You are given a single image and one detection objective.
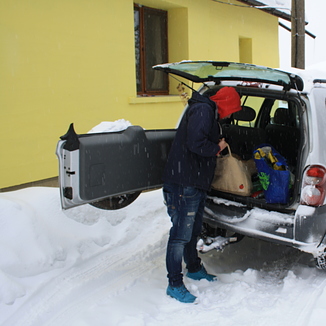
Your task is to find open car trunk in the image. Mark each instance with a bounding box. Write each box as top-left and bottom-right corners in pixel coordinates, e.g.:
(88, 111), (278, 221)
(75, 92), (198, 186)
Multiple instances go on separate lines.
(152, 61), (305, 214)
(202, 85), (304, 213)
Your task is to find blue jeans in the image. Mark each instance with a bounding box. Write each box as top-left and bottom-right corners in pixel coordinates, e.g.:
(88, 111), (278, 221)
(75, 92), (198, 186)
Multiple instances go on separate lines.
(163, 183), (207, 287)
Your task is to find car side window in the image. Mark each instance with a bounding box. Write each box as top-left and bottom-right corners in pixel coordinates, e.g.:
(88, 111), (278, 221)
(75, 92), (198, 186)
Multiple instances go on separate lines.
(269, 101), (298, 127)
(237, 96), (264, 127)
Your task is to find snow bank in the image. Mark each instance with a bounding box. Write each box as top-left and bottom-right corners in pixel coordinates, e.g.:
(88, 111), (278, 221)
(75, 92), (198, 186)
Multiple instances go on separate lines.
(0, 188), (113, 305)
(0, 188), (112, 280)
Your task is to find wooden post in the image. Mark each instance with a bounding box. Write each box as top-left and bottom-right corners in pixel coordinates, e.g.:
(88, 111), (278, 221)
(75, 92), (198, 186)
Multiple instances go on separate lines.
(291, 0), (305, 69)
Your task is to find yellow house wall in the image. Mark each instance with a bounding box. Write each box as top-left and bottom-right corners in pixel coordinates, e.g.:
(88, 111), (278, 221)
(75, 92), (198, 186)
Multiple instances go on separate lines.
(187, 0), (279, 66)
(0, 0), (280, 188)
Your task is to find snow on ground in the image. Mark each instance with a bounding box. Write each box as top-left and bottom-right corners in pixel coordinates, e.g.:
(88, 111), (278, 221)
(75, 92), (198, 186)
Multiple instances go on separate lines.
(1, 187), (326, 325)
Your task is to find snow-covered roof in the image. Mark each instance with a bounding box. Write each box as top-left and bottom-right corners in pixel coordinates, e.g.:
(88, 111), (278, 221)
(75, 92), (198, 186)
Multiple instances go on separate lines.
(238, 0), (292, 21)
(285, 61), (326, 93)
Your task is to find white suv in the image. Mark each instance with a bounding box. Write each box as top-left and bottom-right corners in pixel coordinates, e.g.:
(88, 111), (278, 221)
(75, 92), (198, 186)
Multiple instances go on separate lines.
(56, 61), (326, 269)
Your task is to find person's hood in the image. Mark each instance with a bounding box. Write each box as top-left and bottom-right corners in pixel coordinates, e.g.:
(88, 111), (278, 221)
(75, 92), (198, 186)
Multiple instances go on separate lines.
(188, 91), (215, 109)
(209, 87), (241, 119)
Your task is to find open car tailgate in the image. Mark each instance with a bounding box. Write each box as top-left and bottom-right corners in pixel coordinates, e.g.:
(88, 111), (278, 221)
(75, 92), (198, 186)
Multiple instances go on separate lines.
(56, 124), (175, 209)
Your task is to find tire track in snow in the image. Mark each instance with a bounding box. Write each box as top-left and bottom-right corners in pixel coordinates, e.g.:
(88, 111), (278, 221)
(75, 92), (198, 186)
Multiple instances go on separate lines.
(294, 272), (326, 326)
(2, 236), (167, 326)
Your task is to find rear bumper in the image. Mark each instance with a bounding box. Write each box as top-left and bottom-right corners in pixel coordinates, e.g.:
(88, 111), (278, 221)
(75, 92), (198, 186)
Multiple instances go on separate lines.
(203, 196), (326, 256)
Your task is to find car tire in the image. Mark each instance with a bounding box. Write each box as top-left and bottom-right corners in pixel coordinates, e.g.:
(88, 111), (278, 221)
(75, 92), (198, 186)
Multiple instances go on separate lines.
(89, 191), (141, 210)
(315, 251), (326, 270)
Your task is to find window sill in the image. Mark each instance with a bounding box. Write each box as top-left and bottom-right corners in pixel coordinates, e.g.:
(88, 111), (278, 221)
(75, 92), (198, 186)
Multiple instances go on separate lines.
(129, 95), (182, 105)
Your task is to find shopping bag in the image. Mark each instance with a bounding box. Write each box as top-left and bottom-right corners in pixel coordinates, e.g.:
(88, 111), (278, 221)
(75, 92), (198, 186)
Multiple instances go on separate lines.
(253, 145), (290, 204)
(211, 145), (255, 196)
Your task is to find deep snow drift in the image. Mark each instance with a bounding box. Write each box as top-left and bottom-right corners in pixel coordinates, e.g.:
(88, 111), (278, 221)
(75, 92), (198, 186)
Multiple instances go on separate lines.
(1, 187), (326, 326)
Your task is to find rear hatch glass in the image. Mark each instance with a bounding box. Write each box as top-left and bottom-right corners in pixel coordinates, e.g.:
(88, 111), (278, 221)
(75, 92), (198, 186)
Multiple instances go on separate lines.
(153, 61), (304, 91)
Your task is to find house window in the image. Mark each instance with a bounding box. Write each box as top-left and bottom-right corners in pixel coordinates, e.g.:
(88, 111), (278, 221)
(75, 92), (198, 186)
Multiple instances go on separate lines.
(134, 4), (169, 95)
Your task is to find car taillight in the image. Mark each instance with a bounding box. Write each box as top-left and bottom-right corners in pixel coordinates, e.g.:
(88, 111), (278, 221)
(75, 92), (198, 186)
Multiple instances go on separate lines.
(301, 165), (326, 206)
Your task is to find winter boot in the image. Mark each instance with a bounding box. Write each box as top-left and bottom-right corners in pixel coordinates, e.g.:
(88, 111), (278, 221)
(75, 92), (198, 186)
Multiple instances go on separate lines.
(186, 265), (217, 282)
(166, 284), (197, 303)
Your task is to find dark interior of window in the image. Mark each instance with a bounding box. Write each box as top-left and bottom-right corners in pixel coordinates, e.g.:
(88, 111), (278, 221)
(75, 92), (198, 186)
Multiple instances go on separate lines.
(134, 4), (169, 95)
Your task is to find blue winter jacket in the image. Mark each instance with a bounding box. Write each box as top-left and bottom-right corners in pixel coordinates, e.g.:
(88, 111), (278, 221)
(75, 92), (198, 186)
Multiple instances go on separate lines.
(163, 92), (221, 191)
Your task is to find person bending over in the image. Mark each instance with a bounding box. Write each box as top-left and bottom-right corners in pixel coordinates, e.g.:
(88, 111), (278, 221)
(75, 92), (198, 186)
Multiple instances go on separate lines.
(162, 87), (242, 303)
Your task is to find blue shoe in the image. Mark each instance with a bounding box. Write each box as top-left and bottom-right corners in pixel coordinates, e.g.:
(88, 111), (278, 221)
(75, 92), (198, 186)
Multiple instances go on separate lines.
(166, 284), (197, 303)
(187, 265), (217, 282)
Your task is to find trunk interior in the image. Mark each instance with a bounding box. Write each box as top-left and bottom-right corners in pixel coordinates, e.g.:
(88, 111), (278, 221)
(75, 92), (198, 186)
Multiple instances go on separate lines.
(204, 86), (303, 212)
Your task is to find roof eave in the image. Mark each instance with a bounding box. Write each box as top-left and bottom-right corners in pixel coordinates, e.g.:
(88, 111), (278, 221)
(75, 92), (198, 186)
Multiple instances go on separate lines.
(237, 0), (292, 22)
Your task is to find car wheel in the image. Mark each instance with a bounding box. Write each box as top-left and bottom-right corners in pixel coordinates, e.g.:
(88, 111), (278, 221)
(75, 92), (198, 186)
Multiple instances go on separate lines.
(89, 191), (141, 210)
(316, 251), (326, 270)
